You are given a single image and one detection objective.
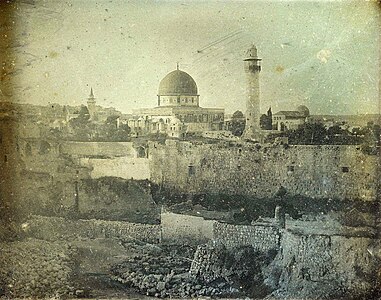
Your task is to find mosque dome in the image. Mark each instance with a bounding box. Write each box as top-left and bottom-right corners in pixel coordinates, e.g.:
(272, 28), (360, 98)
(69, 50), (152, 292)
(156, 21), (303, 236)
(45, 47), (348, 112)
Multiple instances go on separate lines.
(297, 105), (310, 117)
(158, 69), (198, 96)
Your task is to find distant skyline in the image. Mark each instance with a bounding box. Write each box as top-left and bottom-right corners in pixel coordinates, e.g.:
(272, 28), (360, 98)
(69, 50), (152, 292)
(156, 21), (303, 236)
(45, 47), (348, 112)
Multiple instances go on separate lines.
(10, 0), (381, 115)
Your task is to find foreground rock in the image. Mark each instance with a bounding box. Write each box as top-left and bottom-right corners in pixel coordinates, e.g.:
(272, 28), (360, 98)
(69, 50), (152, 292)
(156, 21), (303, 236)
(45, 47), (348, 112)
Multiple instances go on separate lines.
(0, 238), (77, 298)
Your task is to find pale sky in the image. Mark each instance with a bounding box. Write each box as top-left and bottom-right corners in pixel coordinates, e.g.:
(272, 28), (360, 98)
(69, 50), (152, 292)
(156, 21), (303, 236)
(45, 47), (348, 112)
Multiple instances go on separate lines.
(12, 0), (380, 115)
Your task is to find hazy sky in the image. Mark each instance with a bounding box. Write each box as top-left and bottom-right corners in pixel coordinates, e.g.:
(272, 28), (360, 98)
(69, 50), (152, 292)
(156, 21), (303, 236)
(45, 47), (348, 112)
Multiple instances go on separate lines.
(13, 0), (380, 115)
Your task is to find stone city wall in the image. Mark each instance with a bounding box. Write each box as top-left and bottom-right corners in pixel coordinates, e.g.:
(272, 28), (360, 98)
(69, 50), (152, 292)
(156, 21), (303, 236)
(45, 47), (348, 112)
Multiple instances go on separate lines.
(149, 141), (378, 201)
(26, 215), (161, 244)
(213, 222), (280, 252)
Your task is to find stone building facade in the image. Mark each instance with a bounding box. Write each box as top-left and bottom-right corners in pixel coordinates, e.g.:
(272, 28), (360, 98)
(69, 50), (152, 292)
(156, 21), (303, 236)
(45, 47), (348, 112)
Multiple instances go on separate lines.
(272, 105), (310, 131)
(128, 66), (224, 138)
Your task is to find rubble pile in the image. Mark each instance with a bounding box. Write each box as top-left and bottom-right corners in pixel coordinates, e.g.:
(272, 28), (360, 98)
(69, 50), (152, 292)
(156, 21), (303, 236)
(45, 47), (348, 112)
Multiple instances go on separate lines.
(190, 243), (271, 298)
(0, 238), (76, 298)
(111, 246), (237, 298)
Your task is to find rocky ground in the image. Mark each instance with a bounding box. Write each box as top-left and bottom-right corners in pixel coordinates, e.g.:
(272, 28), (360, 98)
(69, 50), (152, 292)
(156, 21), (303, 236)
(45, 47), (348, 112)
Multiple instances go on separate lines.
(0, 238), (76, 298)
(1, 215), (379, 299)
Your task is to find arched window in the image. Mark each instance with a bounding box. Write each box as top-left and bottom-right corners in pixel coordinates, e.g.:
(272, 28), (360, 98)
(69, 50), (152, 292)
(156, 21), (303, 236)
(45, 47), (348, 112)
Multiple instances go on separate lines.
(39, 141), (51, 155)
(136, 146), (146, 158)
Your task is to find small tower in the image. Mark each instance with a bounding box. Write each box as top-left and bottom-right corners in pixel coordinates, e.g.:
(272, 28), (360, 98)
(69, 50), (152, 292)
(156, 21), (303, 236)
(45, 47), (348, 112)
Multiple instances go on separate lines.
(243, 44), (262, 139)
(87, 87), (97, 121)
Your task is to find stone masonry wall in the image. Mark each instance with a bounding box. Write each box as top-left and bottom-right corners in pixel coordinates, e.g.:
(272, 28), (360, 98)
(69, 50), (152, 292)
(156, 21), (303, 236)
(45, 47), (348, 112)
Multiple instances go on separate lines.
(149, 141), (378, 201)
(213, 222), (280, 252)
(26, 215), (161, 244)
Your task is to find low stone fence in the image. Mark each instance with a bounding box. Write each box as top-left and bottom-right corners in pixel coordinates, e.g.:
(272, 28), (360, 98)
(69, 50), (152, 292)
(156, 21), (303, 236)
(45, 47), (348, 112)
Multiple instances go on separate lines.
(26, 215), (161, 244)
(213, 222), (280, 252)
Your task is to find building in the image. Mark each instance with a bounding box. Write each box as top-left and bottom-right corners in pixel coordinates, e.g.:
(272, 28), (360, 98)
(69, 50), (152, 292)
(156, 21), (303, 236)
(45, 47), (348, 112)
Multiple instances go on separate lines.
(128, 65), (224, 138)
(272, 105), (310, 131)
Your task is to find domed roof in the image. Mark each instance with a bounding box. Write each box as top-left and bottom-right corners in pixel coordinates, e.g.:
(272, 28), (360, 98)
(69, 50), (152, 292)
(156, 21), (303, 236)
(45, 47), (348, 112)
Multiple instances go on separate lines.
(170, 117), (182, 125)
(158, 69), (198, 96)
(297, 105), (310, 117)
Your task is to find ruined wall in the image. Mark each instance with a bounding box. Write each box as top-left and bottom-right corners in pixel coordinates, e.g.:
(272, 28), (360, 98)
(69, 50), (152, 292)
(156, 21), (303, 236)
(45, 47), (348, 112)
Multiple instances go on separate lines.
(27, 215), (161, 244)
(161, 211), (216, 243)
(60, 141), (137, 157)
(269, 231), (380, 299)
(149, 141), (378, 201)
(59, 142), (150, 180)
(79, 157), (150, 180)
(213, 222), (280, 252)
(76, 178), (158, 223)
(19, 139), (63, 175)
(15, 139), (151, 216)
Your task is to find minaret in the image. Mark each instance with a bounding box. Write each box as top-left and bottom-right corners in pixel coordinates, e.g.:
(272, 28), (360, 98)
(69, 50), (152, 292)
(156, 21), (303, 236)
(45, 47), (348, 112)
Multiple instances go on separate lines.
(243, 44), (262, 139)
(87, 87), (97, 121)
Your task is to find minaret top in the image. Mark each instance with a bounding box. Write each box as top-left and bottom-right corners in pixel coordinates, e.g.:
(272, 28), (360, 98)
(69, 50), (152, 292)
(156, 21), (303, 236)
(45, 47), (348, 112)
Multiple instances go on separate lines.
(88, 87), (96, 103)
(244, 44), (262, 61)
(89, 87), (94, 98)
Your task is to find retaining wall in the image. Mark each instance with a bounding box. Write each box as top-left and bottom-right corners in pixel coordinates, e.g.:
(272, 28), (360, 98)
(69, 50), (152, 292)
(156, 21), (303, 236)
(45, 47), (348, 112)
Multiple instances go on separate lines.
(213, 222), (280, 252)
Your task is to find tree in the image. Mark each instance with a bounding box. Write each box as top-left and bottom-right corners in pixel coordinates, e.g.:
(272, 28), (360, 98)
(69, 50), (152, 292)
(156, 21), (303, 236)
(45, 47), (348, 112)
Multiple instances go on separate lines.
(286, 122), (328, 145)
(96, 118), (131, 142)
(260, 107), (272, 130)
(327, 124), (343, 136)
(230, 110), (245, 136)
(68, 106), (94, 140)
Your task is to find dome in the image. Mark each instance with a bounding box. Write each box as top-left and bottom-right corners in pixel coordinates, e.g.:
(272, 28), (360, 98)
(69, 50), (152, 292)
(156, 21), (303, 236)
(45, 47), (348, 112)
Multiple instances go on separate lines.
(170, 117), (182, 125)
(158, 70), (198, 96)
(232, 110), (244, 119)
(297, 105), (310, 117)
